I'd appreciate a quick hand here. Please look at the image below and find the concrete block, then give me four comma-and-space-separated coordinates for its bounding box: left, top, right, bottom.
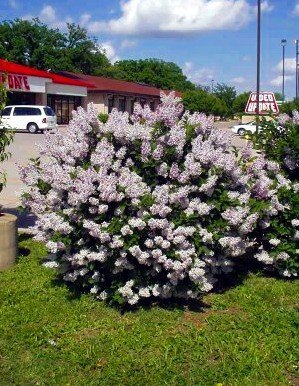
0, 213, 17, 271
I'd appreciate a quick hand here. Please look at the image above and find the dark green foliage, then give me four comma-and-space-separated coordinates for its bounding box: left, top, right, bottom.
98, 113, 109, 123
103, 59, 196, 92
0, 19, 110, 74
182, 89, 228, 116
280, 100, 299, 116
250, 118, 299, 181
249, 118, 299, 276
232, 92, 251, 115
213, 83, 237, 117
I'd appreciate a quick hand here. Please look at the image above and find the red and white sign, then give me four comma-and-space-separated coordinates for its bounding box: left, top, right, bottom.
245, 92, 279, 114
1, 73, 31, 91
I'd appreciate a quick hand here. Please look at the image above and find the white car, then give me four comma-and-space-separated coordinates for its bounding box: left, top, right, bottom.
230, 121, 261, 136
0, 105, 57, 134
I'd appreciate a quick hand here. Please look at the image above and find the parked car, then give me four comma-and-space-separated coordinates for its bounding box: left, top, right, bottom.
229, 121, 262, 136
0, 105, 57, 133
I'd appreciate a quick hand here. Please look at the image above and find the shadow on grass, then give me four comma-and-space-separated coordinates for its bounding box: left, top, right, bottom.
49, 275, 210, 313
48, 257, 265, 314
15, 233, 34, 263
44, 249, 294, 314
2, 207, 37, 229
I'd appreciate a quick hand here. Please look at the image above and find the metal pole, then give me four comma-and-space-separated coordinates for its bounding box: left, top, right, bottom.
256, 0, 261, 134
296, 40, 299, 100
281, 40, 286, 102
211, 79, 214, 93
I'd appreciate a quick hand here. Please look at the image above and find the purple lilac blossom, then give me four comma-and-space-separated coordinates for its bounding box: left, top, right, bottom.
20, 92, 294, 305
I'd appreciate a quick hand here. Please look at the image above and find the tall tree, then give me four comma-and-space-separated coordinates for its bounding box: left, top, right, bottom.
232, 92, 251, 114
0, 19, 110, 74
213, 83, 237, 117
103, 59, 195, 92
183, 89, 228, 116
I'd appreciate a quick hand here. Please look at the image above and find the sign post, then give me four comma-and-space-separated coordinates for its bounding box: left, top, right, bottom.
245, 92, 279, 115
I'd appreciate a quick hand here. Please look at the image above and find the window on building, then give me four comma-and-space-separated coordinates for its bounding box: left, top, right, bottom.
140, 98, 146, 108
119, 97, 126, 112
150, 101, 155, 111
7, 91, 36, 105
108, 96, 114, 113
47, 95, 82, 124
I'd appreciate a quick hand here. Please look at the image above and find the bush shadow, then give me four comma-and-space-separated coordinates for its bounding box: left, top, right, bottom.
1, 206, 37, 229
45, 252, 293, 315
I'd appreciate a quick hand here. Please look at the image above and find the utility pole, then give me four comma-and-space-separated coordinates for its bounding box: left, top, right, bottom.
281, 39, 287, 102
256, 0, 261, 134
296, 40, 299, 100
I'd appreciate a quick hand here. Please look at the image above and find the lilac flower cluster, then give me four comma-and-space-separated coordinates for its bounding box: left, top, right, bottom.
20, 92, 295, 305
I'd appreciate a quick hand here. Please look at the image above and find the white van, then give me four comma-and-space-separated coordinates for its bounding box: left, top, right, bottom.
0, 105, 57, 133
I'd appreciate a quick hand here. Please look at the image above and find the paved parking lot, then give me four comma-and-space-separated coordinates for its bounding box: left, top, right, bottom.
0, 122, 247, 227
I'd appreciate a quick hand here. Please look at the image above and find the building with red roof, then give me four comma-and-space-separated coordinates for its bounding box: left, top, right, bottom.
0, 59, 91, 124
1, 59, 180, 123
59, 72, 181, 115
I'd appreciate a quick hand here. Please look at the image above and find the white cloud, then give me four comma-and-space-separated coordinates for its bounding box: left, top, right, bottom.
242, 55, 251, 62
231, 76, 246, 84
8, 0, 18, 9
261, 0, 274, 12
22, 1, 273, 37
275, 57, 296, 74
79, 13, 92, 27
270, 75, 294, 87
293, 1, 299, 15
101, 42, 120, 64
23, 5, 73, 29
121, 39, 137, 49
270, 57, 296, 88
183, 62, 214, 85
87, 0, 273, 36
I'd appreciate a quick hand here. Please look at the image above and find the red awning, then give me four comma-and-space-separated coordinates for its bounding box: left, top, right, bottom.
0, 59, 92, 88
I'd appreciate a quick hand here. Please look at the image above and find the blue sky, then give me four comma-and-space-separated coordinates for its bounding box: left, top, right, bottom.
1, 0, 299, 99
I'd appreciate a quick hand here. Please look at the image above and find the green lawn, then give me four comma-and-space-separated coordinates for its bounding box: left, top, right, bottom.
0, 235, 298, 386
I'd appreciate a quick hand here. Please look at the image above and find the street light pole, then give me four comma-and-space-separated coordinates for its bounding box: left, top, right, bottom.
256, 0, 261, 134
281, 39, 287, 102
296, 40, 299, 100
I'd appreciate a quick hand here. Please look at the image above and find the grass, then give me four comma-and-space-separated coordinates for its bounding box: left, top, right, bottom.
0, 235, 298, 386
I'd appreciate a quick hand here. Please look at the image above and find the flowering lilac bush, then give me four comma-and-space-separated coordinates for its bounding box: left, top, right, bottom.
20, 93, 297, 305
248, 113, 299, 277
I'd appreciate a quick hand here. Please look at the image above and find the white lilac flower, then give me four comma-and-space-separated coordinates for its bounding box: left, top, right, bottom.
276, 252, 290, 261
291, 219, 299, 227
269, 238, 281, 247
254, 250, 274, 265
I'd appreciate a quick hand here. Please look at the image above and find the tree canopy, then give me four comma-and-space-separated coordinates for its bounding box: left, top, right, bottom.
213, 83, 237, 117
232, 91, 251, 114
182, 89, 228, 116
0, 19, 110, 74
103, 59, 196, 92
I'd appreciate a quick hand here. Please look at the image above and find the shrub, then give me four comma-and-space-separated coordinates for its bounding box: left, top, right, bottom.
0, 80, 14, 196
248, 114, 299, 276
279, 100, 299, 116
20, 93, 297, 306
250, 114, 299, 181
